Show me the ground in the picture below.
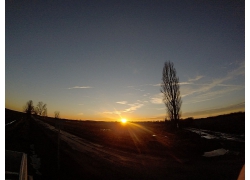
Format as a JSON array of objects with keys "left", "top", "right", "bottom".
[{"left": 5, "top": 110, "right": 245, "bottom": 180}]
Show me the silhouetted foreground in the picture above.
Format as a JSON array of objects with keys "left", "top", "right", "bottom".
[
  {"left": 6, "top": 109, "right": 244, "bottom": 180},
  {"left": 180, "top": 112, "right": 245, "bottom": 134}
]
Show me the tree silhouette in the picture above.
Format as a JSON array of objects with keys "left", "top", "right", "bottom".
[
  {"left": 23, "top": 100, "right": 35, "bottom": 120},
  {"left": 161, "top": 61, "right": 182, "bottom": 128},
  {"left": 54, "top": 111, "right": 60, "bottom": 119},
  {"left": 35, "top": 101, "right": 47, "bottom": 117}
]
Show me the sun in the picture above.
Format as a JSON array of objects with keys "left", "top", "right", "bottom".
[{"left": 121, "top": 118, "right": 127, "bottom": 124}]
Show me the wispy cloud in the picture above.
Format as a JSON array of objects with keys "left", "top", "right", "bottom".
[
  {"left": 135, "top": 88, "right": 145, "bottom": 91},
  {"left": 103, "top": 109, "right": 121, "bottom": 115},
  {"left": 179, "top": 82, "right": 193, "bottom": 85},
  {"left": 194, "top": 86, "right": 243, "bottom": 101},
  {"left": 127, "top": 86, "right": 145, "bottom": 91},
  {"left": 137, "top": 100, "right": 148, "bottom": 103},
  {"left": 152, "top": 75, "right": 203, "bottom": 87},
  {"left": 150, "top": 93, "right": 163, "bottom": 104},
  {"left": 188, "top": 75, "right": 204, "bottom": 82},
  {"left": 123, "top": 103, "right": 144, "bottom": 113},
  {"left": 179, "top": 75, "right": 203, "bottom": 85},
  {"left": 151, "top": 98, "right": 163, "bottom": 104},
  {"left": 183, "top": 96, "right": 221, "bottom": 104},
  {"left": 181, "top": 62, "right": 244, "bottom": 99},
  {"left": 68, "top": 86, "right": 93, "bottom": 89},
  {"left": 103, "top": 111, "right": 117, "bottom": 115},
  {"left": 143, "top": 93, "right": 150, "bottom": 97},
  {"left": 128, "top": 83, "right": 162, "bottom": 87},
  {"left": 116, "top": 101, "right": 127, "bottom": 105},
  {"left": 217, "top": 84, "right": 244, "bottom": 87},
  {"left": 153, "top": 83, "right": 161, "bottom": 86},
  {"left": 102, "top": 101, "right": 144, "bottom": 115}
]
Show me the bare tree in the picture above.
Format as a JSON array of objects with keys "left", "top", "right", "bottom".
[
  {"left": 42, "top": 108, "right": 47, "bottom": 117},
  {"left": 35, "top": 101, "right": 47, "bottom": 116},
  {"left": 23, "top": 100, "right": 35, "bottom": 120},
  {"left": 54, "top": 111, "right": 60, "bottom": 119},
  {"left": 161, "top": 61, "right": 182, "bottom": 128}
]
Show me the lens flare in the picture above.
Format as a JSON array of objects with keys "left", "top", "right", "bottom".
[{"left": 121, "top": 118, "right": 127, "bottom": 124}]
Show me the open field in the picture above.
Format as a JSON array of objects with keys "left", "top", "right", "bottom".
[{"left": 5, "top": 109, "right": 245, "bottom": 179}]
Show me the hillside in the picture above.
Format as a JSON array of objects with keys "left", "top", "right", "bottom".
[{"left": 180, "top": 112, "right": 245, "bottom": 134}]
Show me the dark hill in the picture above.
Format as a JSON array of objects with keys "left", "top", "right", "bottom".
[{"left": 180, "top": 112, "right": 245, "bottom": 134}]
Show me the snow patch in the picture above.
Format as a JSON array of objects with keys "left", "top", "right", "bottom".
[{"left": 203, "top": 148, "right": 229, "bottom": 157}]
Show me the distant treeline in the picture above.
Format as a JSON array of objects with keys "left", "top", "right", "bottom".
[
  {"left": 5, "top": 108, "right": 245, "bottom": 134},
  {"left": 179, "top": 112, "right": 245, "bottom": 134}
]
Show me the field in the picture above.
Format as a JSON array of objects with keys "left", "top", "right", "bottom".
[{"left": 5, "top": 109, "right": 245, "bottom": 179}]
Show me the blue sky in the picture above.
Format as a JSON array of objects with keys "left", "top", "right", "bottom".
[{"left": 5, "top": 0, "right": 245, "bottom": 121}]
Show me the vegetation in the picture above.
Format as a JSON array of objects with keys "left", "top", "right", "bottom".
[
  {"left": 34, "top": 101, "right": 47, "bottom": 117},
  {"left": 23, "top": 100, "right": 35, "bottom": 120},
  {"left": 54, "top": 111, "right": 60, "bottom": 119},
  {"left": 161, "top": 61, "right": 182, "bottom": 129},
  {"left": 23, "top": 100, "right": 48, "bottom": 119}
]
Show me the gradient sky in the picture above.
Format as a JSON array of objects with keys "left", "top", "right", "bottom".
[{"left": 5, "top": 0, "right": 245, "bottom": 121}]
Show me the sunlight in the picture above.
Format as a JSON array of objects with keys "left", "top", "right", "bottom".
[{"left": 121, "top": 118, "right": 127, "bottom": 124}]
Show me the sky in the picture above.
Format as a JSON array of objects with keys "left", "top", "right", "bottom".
[{"left": 5, "top": 0, "right": 245, "bottom": 121}]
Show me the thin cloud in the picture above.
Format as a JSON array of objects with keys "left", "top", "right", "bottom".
[
  {"left": 151, "top": 82, "right": 193, "bottom": 86},
  {"left": 128, "top": 86, "right": 145, "bottom": 91},
  {"left": 68, "top": 86, "right": 93, "bottom": 89},
  {"left": 135, "top": 88, "right": 145, "bottom": 91},
  {"left": 180, "top": 75, "right": 203, "bottom": 85},
  {"left": 116, "top": 101, "right": 127, "bottom": 105},
  {"left": 153, "top": 83, "right": 161, "bottom": 86},
  {"left": 150, "top": 98, "right": 162, "bottom": 104},
  {"left": 123, "top": 103, "right": 144, "bottom": 113},
  {"left": 150, "top": 93, "right": 163, "bottom": 104},
  {"left": 181, "top": 62, "right": 244, "bottom": 98},
  {"left": 128, "top": 83, "right": 161, "bottom": 87},
  {"left": 155, "top": 107, "right": 165, "bottom": 110},
  {"left": 103, "top": 111, "right": 121, "bottom": 115},
  {"left": 188, "top": 75, "right": 204, "bottom": 82},
  {"left": 179, "top": 82, "right": 193, "bottom": 85},
  {"left": 183, "top": 97, "right": 221, "bottom": 104},
  {"left": 102, "top": 102, "right": 144, "bottom": 115},
  {"left": 192, "top": 86, "right": 243, "bottom": 103},
  {"left": 136, "top": 100, "right": 146, "bottom": 103},
  {"left": 217, "top": 84, "right": 244, "bottom": 87}
]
